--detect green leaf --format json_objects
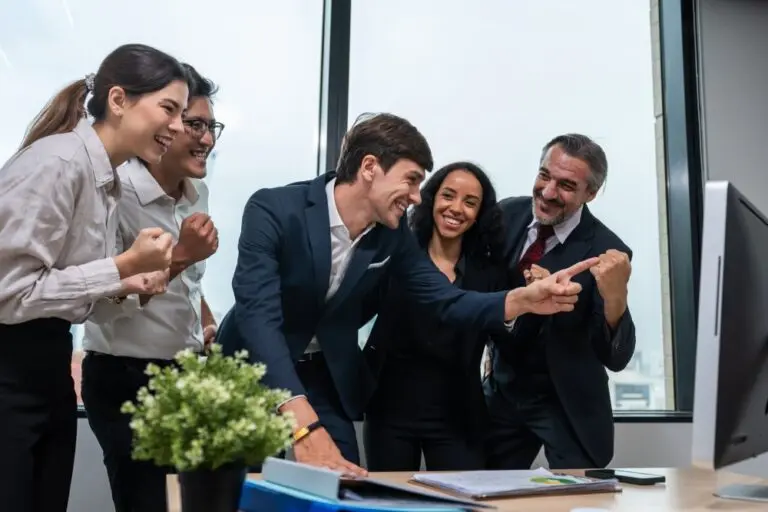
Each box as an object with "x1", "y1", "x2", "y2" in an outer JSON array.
[{"x1": 120, "y1": 344, "x2": 296, "y2": 471}]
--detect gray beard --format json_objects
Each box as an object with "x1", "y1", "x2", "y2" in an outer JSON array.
[{"x1": 531, "y1": 202, "x2": 565, "y2": 226}]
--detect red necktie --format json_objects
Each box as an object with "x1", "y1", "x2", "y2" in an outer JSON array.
[{"x1": 518, "y1": 224, "x2": 555, "y2": 273}]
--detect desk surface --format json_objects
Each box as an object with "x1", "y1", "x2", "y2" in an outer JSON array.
[{"x1": 167, "y1": 467, "x2": 768, "y2": 511}]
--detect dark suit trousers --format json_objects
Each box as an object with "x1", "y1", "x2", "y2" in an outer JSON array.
[
  {"x1": 363, "y1": 416, "x2": 485, "y2": 471},
  {"x1": 296, "y1": 354, "x2": 360, "y2": 465},
  {"x1": 484, "y1": 379, "x2": 595, "y2": 470},
  {"x1": 82, "y1": 353, "x2": 174, "y2": 512},
  {"x1": 0, "y1": 320, "x2": 77, "y2": 512}
]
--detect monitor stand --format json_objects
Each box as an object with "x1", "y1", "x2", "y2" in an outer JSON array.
[{"x1": 716, "y1": 484, "x2": 768, "y2": 502}]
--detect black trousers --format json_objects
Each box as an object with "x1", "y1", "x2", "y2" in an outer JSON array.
[
  {"x1": 483, "y1": 379, "x2": 595, "y2": 470},
  {"x1": 363, "y1": 415, "x2": 485, "y2": 471},
  {"x1": 295, "y1": 354, "x2": 360, "y2": 465},
  {"x1": 0, "y1": 319, "x2": 77, "y2": 512},
  {"x1": 82, "y1": 352, "x2": 175, "y2": 512}
]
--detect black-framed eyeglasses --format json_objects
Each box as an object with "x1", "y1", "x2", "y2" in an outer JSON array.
[{"x1": 183, "y1": 117, "x2": 225, "y2": 140}]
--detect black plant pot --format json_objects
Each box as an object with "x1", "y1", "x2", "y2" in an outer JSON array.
[{"x1": 178, "y1": 463, "x2": 247, "y2": 512}]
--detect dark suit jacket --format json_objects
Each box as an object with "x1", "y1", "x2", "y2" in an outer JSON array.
[
  {"x1": 492, "y1": 196, "x2": 636, "y2": 467},
  {"x1": 364, "y1": 251, "x2": 507, "y2": 437},
  {"x1": 216, "y1": 172, "x2": 508, "y2": 419}
]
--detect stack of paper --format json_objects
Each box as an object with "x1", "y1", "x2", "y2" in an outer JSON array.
[{"x1": 411, "y1": 468, "x2": 621, "y2": 499}]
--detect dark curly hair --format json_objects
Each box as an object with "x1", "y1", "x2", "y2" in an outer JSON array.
[{"x1": 409, "y1": 161, "x2": 506, "y2": 263}]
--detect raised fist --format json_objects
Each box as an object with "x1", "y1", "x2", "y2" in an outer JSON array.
[{"x1": 174, "y1": 213, "x2": 218, "y2": 265}]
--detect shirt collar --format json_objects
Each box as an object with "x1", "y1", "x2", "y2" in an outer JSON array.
[
  {"x1": 326, "y1": 178, "x2": 344, "y2": 228},
  {"x1": 326, "y1": 177, "x2": 377, "y2": 240},
  {"x1": 122, "y1": 159, "x2": 200, "y2": 206},
  {"x1": 180, "y1": 178, "x2": 200, "y2": 204},
  {"x1": 73, "y1": 118, "x2": 116, "y2": 189},
  {"x1": 528, "y1": 205, "x2": 583, "y2": 244}
]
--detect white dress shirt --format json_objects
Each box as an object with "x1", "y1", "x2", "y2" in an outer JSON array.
[
  {"x1": 0, "y1": 119, "x2": 123, "y2": 325},
  {"x1": 304, "y1": 178, "x2": 373, "y2": 353},
  {"x1": 521, "y1": 205, "x2": 583, "y2": 256},
  {"x1": 83, "y1": 159, "x2": 208, "y2": 359}
]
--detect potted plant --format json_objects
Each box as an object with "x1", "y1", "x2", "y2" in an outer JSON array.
[{"x1": 121, "y1": 345, "x2": 295, "y2": 512}]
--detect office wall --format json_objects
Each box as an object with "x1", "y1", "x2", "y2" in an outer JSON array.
[{"x1": 696, "y1": 0, "x2": 768, "y2": 212}]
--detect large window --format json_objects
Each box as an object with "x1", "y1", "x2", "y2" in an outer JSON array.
[
  {"x1": 1, "y1": 1, "x2": 696, "y2": 415},
  {"x1": 1, "y1": 0, "x2": 324, "y2": 403},
  {"x1": 348, "y1": 0, "x2": 670, "y2": 410}
]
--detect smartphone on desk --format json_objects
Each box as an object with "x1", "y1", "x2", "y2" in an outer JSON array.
[{"x1": 585, "y1": 469, "x2": 666, "y2": 485}]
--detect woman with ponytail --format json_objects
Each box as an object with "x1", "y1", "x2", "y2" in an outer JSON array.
[{"x1": 0, "y1": 43, "x2": 193, "y2": 512}]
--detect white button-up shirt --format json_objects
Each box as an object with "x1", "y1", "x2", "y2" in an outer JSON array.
[
  {"x1": 0, "y1": 119, "x2": 123, "y2": 325},
  {"x1": 521, "y1": 205, "x2": 583, "y2": 256},
  {"x1": 304, "y1": 178, "x2": 374, "y2": 353},
  {"x1": 83, "y1": 159, "x2": 208, "y2": 359}
]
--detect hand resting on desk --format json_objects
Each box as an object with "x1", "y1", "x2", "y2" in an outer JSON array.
[{"x1": 281, "y1": 396, "x2": 368, "y2": 477}]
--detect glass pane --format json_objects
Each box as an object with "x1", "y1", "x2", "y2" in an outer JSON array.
[
  {"x1": 1, "y1": 0, "x2": 324, "y2": 405},
  {"x1": 349, "y1": 0, "x2": 669, "y2": 410}
]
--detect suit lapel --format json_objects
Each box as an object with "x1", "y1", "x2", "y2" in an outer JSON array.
[
  {"x1": 305, "y1": 175, "x2": 333, "y2": 309},
  {"x1": 325, "y1": 228, "x2": 381, "y2": 313}
]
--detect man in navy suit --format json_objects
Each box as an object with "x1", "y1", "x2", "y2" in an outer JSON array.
[
  {"x1": 484, "y1": 133, "x2": 636, "y2": 470},
  {"x1": 217, "y1": 114, "x2": 599, "y2": 475}
]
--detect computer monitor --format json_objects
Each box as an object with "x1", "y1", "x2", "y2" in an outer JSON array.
[{"x1": 692, "y1": 180, "x2": 768, "y2": 502}]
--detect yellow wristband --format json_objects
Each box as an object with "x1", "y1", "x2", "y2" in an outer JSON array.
[{"x1": 293, "y1": 421, "x2": 322, "y2": 443}]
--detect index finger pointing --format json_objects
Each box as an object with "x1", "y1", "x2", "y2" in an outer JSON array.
[{"x1": 559, "y1": 257, "x2": 600, "y2": 280}]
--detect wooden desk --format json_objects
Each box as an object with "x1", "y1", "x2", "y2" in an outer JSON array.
[{"x1": 167, "y1": 467, "x2": 768, "y2": 511}]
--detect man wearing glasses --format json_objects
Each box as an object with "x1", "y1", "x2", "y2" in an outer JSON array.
[{"x1": 81, "y1": 63, "x2": 224, "y2": 512}]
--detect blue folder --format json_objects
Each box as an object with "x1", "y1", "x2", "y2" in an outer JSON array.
[{"x1": 237, "y1": 458, "x2": 494, "y2": 512}]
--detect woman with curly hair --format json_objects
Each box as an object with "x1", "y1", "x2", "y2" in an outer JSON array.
[{"x1": 362, "y1": 161, "x2": 507, "y2": 471}]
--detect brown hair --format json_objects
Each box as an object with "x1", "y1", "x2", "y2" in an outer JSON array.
[
  {"x1": 335, "y1": 112, "x2": 434, "y2": 184},
  {"x1": 20, "y1": 43, "x2": 191, "y2": 150},
  {"x1": 20, "y1": 80, "x2": 89, "y2": 149}
]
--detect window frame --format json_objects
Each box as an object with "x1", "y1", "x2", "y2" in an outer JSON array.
[{"x1": 659, "y1": 0, "x2": 703, "y2": 416}]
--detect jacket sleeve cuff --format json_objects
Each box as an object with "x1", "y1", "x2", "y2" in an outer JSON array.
[
  {"x1": 276, "y1": 394, "x2": 306, "y2": 412},
  {"x1": 605, "y1": 309, "x2": 630, "y2": 345}
]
